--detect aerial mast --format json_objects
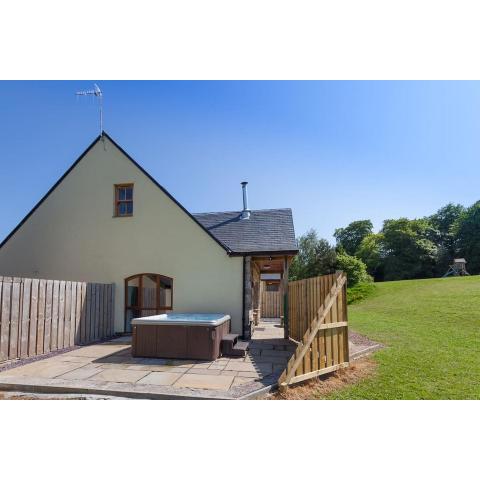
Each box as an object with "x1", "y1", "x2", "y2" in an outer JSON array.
[{"x1": 76, "y1": 83, "x2": 103, "y2": 135}]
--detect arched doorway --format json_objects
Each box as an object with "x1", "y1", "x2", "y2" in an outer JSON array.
[{"x1": 125, "y1": 273, "x2": 173, "y2": 332}]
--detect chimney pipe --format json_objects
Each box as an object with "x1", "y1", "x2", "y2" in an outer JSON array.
[{"x1": 241, "y1": 181, "x2": 251, "y2": 219}]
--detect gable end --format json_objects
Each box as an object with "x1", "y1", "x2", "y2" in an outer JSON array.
[{"x1": 0, "y1": 132, "x2": 231, "y2": 254}]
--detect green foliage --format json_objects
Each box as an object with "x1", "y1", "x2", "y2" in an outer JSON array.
[
  {"x1": 347, "y1": 282, "x2": 376, "y2": 305},
  {"x1": 355, "y1": 233, "x2": 384, "y2": 279},
  {"x1": 381, "y1": 217, "x2": 437, "y2": 281},
  {"x1": 336, "y1": 252, "x2": 371, "y2": 286},
  {"x1": 334, "y1": 220, "x2": 373, "y2": 256},
  {"x1": 454, "y1": 201, "x2": 480, "y2": 274},
  {"x1": 289, "y1": 229, "x2": 336, "y2": 281},
  {"x1": 295, "y1": 200, "x2": 479, "y2": 283},
  {"x1": 429, "y1": 203, "x2": 465, "y2": 275}
]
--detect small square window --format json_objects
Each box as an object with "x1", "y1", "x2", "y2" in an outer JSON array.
[{"x1": 115, "y1": 184, "x2": 133, "y2": 217}]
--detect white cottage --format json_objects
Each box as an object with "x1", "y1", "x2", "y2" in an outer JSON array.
[{"x1": 0, "y1": 133, "x2": 297, "y2": 338}]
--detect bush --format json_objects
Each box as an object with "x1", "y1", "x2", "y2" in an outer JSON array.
[
  {"x1": 347, "y1": 282, "x2": 376, "y2": 305},
  {"x1": 336, "y1": 253, "x2": 372, "y2": 286}
]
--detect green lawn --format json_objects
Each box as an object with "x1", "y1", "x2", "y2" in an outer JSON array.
[{"x1": 327, "y1": 276, "x2": 480, "y2": 399}]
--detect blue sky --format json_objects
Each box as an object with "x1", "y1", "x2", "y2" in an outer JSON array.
[{"x1": 1, "y1": 81, "x2": 480, "y2": 243}]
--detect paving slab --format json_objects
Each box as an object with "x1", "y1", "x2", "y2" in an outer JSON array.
[
  {"x1": 236, "y1": 371, "x2": 263, "y2": 378},
  {"x1": 0, "y1": 360, "x2": 84, "y2": 379},
  {"x1": 56, "y1": 355, "x2": 98, "y2": 363},
  {"x1": 232, "y1": 377, "x2": 254, "y2": 387},
  {"x1": 208, "y1": 363, "x2": 226, "y2": 370},
  {"x1": 225, "y1": 361, "x2": 273, "y2": 374},
  {"x1": 57, "y1": 365, "x2": 102, "y2": 380},
  {"x1": 174, "y1": 373, "x2": 235, "y2": 391},
  {"x1": 187, "y1": 368, "x2": 221, "y2": 375},
  {"x1": 190, "y1": 362, "x2": 213, "y2": 369},
  {"x1": 72, "y1": 346, "x2": 129, "y2": 358},
  {"x1": 126, "y1": 365, "x2": 189, "y2": 373},
  {"x1": 137, "y1": 372, "x2": 183, "y2": 386},
  {"x1": 257, "y1": 349, "x2": 292, "y2": 358},
  {"x1": 89, "y1": 368, "x2": 148, "y2": 383}
]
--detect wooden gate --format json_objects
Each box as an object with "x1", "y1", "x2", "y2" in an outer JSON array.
[
  {"x1": 0, "y1": 276, "x2": 115, "y2": 362},
  {"x1": 261, "y1": 289, "x2": 283, "y2": 318},
  {"x1": 279, "y1": 272, "x2": 349, "y2": 390}
]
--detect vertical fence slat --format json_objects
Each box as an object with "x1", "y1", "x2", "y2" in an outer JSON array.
[
  {"x1": 27, "y1": 279, "x2": 38, "y2": 357},
  {"x1": 80, "y1": 283, "x2": 87, "y2": 344},
  {"x1": 74, "y1": 282, "x2": 82, "y2": 344},
  {"x1": 51, "y1": 280, "x2": 60, "y2": 351},
  {"x1": 95, "y1": 284, "x2": 101, "y2": 340},
  {"x1": 43, "y1": 280, "x2": 53, "y2": 353},
  {"x1": 57, "y1": 280, "x2": 66, "y2": 349},
  {"x1": 69, "y1": 281, "x2": 76, "y2": 347},
  {"x1": 0, "y1": 282, "x2": 11, "y2": 361},
  {"x1": 20, "y1": 278, "x2": 32, "y2": 358},
  {"x1": 86, "y1": 283, "x2": 93, "y2": 343},
  {"x1": 35, "y1": 279, "x2": 46, "y2": 355},
  {"x1": 64, "y1": 281, "x2": 72, "y2": 348},
  {"x1": 9, "y1": 281, "x2": 21, "y2": 359},
  {"x1": 108, "y1": 284, "x2": 114, "y2": 336}
]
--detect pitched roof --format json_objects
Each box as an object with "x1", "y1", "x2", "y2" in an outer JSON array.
[
  {"x1": 0, "y1": 132, "x2": 298, "y2": 257},
  {"x1": 0, "y1": 132, "x2": 230, "y2": 253},
  {"x1": 193, "y1": 209, "x2": 298, "y2": 255}
]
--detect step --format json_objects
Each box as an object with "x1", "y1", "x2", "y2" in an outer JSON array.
[
  {"x1": 228, "y1": 340, "x2": 249, "y2": 357},
  {"x1": 222, "y1": 333, "x2": 240, "y2": 345},
  {"x1": 221, "y1": 333, "x2": 240, "y2": 350}
]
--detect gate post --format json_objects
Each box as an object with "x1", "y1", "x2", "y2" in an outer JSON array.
[{"x1": 283, "y1": 255, "x2": 289, "y2": 339}]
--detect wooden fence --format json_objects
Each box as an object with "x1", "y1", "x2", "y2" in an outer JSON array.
[
  {"x1": 261, "y1": 288, "x2": 283, "y2": 318},
  {"x1": 287, "y1": 273, "x2": 337, "y2": 342},
  {"x1": 0, "y1": 276, "x2": 115, "y2": 362},
  {"x1": 279, "y1": 272, "x2": 349, "y2": 389}
]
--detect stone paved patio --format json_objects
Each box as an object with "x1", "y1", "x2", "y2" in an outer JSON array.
[{"x1": 0, "y1": 319, "x2": 295, "y2": 399}]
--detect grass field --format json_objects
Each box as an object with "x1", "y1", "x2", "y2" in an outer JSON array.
[{"x1": 326, "y1": 275, "x2": 480, "y2": 399}]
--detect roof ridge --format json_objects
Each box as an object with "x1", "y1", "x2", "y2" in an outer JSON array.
[{"x1": 193, "y1": 208, "x2": 292, "y2": 216}]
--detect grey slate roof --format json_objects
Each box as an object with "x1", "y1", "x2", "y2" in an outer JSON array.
[{"x1": 193, "y1": 208, "x2": 298, "y2": 255}]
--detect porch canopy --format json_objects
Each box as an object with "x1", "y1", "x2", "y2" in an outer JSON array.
[{"x1": 193, "y1": 208, "x2": 298, "y2": 338}]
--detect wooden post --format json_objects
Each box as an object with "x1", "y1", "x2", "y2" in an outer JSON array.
[{"x1": 283, "y1": 255, "x2": 289, "y2": 339}]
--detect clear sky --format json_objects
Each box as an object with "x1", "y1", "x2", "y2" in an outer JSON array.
[{"x1": 1, "y1": 81, "x2": 480, "y2": 243}]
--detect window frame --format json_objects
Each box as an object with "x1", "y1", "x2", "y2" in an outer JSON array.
[
  {"x1": 124, "y1": 273, "x2": 174, "y2": 332},
  {"x1": 114, "y1": 183, "x2": 134, "y2": 217}
]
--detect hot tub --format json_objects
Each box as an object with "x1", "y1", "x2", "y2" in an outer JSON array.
[{"x1": 131, "y1": 313, "x2": 231, "y2": 360}]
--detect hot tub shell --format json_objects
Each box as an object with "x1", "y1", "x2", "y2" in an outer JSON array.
[{"x1": 131, "y1": 314, "x2": 231, "y2": 361}]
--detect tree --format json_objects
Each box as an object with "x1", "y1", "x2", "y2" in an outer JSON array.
[
  {"x1": 429, "y1": 203, "x2": 465, "y2": 274},
  {"x1": 334, "y1": 220, "x2": 373, "y2": 256},
  {"x1": 335, "y1": 253, "x2": 371, "y2": 286},
  {"x1": 454, "y1": 201, "x2": 480, "y2": 274},
  {"x1": 381, "y1": 218, "x2": 437, "y2": 280},
  {"x1": 355, "y1": 233, "x2": 384, "y2": 280},
  {"x1": 289, "y1": 229, "x2": 336, "y2": 281}
]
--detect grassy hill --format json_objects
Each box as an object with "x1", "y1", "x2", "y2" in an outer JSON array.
[{"x1": 328, "y1": 276, "x2": 480, "y2": 399}]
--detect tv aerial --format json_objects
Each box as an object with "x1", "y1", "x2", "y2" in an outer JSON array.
[{"x1": 76, "y1": 83, "x2": 104, "y2": 135}]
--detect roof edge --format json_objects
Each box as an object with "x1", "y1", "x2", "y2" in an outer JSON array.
[
  {"x1": 102, "y1": 132, "x2": 231, "y2": 254},
  {"x1": 228, "y1": 249, "x2": 299, "y2": 257},
  {"x1": 193, "y1": 208, "x2": 293, "y2": 216},
  {"x1": 0, "y1": 131, "x2": 232, "y2": 254}
]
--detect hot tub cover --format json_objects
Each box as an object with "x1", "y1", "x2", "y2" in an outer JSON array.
[{"x1": 131, "y1": 313, "x2": 231, "y2": 327}]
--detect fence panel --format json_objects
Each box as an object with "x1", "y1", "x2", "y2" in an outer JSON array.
[
  {"x1": 279, "y1": 272, "x2": 349, "y2": 389},
  {"x1": 0, "y1": 276, "x2": 115, "y2": 362},
  {"x1": 261, "y1": 289, "x2": 283, "y2": 318}
]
